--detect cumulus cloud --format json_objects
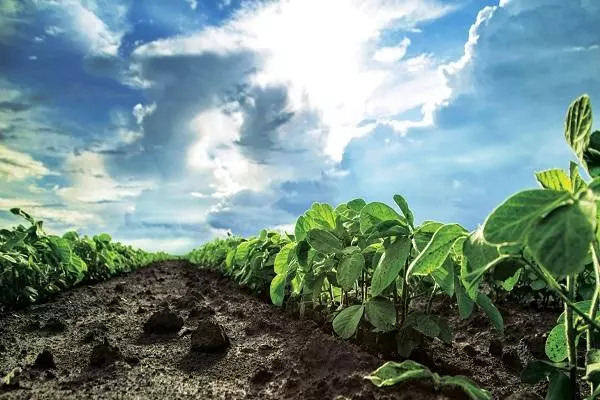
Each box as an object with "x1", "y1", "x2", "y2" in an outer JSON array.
[{"x1": 339, "y1": 0, "x2": 600, "y2": 229}]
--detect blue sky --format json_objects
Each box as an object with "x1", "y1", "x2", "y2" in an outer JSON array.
[{"x1": 1, "y1": 0, "x2": 599, "y2": 254}]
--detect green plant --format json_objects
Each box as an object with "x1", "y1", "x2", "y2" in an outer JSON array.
[
  {"x1": 462, "y1": 94, "x2": 600, "y2": 399},
  {"x1": 365, "y1": 360, "x2": 491, "y2": 400},
  {"x1": 0, "y1": 208, "x2": 174, "y2": 308}
]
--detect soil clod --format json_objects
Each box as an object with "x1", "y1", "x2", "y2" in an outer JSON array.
[
  {"x1": 90, "y1": 340, "x2": 122, "y2": 368},
  {"x1": 143, "y1": 308, "x2": 184, "y2": 335},
  {"x1": 190, "y1": 318, "x2": 230, "y2": 353},
  {"x1": 43, "y1": 317, "x2": 66, "y2": 333},
  {"x1": 34, "y1": 349, "x2": 56, "y2": 369}
]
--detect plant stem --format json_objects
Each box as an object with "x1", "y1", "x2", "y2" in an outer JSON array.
[
  {"x1": 588, "y1": 241, "x2": 600, "y2": 394},
  {"x1": 362, "y1": 271, "x2": 367, "y2": 303},
  {"x1": 526, "y1": 258, "x2": 600, "y2": 332},
  {"x1": 426, "y1": 284, "x2": 438, "y2": 314},
  {"x1": 328, "y1": 281, "x2": 335, "y2": 305},
  {"x1": 565, "y1": 275, "x2": 578, "y2": 400},
  {"x1": 400, "y1": 260, "x2": 409, "y2": 326}
]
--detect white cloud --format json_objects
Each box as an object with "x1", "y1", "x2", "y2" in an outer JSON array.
[
  {"x1": 0, "y1": 144, "x2": 53, "y2": 181},
  {"x1": 57, "y1": 151, "x2": 154, "y2": 204},
  {"x1": 373, "y1": 37, "x2": 411, "y2": 63},
  {"x1": 37, "y1": 0, "x2": 129, "y2": 57},
  {"x1": 185, "y1": 0, "x2": 198, "y2": 10},
  {"x1": 132, "y1": 103, "x2": 157, "y2": 125}
]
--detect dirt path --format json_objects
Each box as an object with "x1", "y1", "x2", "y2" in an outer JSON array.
[{"x1": 0, "y1": 261, "x2": 463, "y2": 400}]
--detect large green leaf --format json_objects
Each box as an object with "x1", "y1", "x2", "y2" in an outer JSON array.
[
  {"x1": 365, "y1": 298, "x2": 396, "y2": 331},
  {"x1": 565, "y1": 94, "x2": 592, "y2": 163},
  {"x1": 359, "y1": 202, "x2": 405, "y2": 234},
  {"x1": 527, "y1": 202, "x2": 595, "y2": 277},
  {"x1": 295, "y1": 215, "x2": 311, "y2": 242},
  {"x1": 306, "y1": 229, "x2": 344, "y2": 254},
  {"x1": 274, "y1": 242, "x2": 296, "y2": 275},
  {"x1": 407, "y1": 224, "x2": 466, "y2": 278},
  {"x1": 403, "y1": 312, "x2": 452, "y2": 343},
  {"x1": 483, "y1": 189, "x2": 571, "y2": 245},
  {"x1": 308, "y1": 203, "x2": 337, "y2": 231},
  {"x1": 371, "y1": 237, "x2": 411, "y2": 297},
  {"x1": 535, "y1": 169, "x2": 571, "y2": 191},
  {"x1": 364, "y1": 360, "x2": 433, "y2": 387},
  {"x1": 393, "y1": 194, "x2": 414, "y2": 227},
  {"x1": 333, "y1": 305, "x2": 364, "y2": 339},
  {"x1": 270, "y1": 274, "x2": 287, "y2": 307},
  {"x1": 337, "y1": 251, "x2": 365, "y2": 290},
  {"x1": 347, "y1": 198, "x2": 367, "y2": 212},
  {"x1": 49, "y1": 237, "x2": 72, "y2": 263}
]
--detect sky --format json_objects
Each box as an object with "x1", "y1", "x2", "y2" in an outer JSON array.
[{"x1": 0, "y1": 0, "x2": 599, "y2": 254}]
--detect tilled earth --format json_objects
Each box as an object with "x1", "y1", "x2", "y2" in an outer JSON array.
[{"x1": 0, "y1": 261, "x2": 557, "y2": 399}]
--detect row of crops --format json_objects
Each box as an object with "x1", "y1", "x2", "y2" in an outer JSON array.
[
  {"x1": 0, "y1": 208, "x2": 174, "y2": 308},
  {"x1": 187, "y1": 95, "x2": 600, "y2": 400}
]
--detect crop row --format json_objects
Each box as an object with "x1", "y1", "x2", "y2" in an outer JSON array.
[
  {"x1": 0, "y1": 208, "x2": 175, "y2": 308},
  {"x1": 187, "y1": 95, "x2": 600, "y2": 400}
]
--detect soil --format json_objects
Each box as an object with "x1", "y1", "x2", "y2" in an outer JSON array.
[{"x1": 0, "y1": 261, "x2": 558, "y2": 399}]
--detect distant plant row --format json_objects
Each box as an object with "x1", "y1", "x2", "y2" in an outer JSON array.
[
  {"x1": 187, "y1": 95, "x2": 600, "y2": 399},
  {"x1": 0, "y1": 208, "x2": 175, "y2": 308}
]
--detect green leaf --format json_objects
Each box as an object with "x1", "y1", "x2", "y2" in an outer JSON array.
[
  {"x1": 274, "y1": 242, "x2": 296, "y2": 275},
  {"x1": 359, "y1": 202, "x2": 405, "y2": 234},
  {"x1": 371, "y1": 237, "x2": 411, "y2": 297},
  {"x1": 393, "y1": 194, "x2": 414, "y2": 226},
  {"x1": 337, "y1": 251, "x2": 365, "y2": 291},
  {"x1": 546, "y1": 372, "x2": 573, "y2": 400},
  {"x1": 438, "y1": 376, "x2": 492, "y2": 400},
  {"x1": 527, "y1": 202, "x2": 595, "y2": 277},
  {"x1": 454, "y1": 272, "x2": 474, "y2": 319},
  {"x1": 521, "y1": 360, "x2": 567, "y2": 384},
  {"x1": 413, "y1": 221, "x2": 444, "y2": 251},
  {"x1": 565, "y1": 94, "x2": 593, "y2": 163},
  {"x1": 535, "y1": 169, "x2": 572, "y2": 191},
  {"x1": 270, "y1": 274, "x2": 287, "y2": 307},
  {"x1": 364, "y1": 360, "x2": 433, "y2": 387},
  {"x1": 365, "y1": 298, "x2": 396, "y2": 331},
  {"x1": 295, "y1": 215, "x2": 311, "y2": 242},
  {"x1": 306, "y1": 229, "x2": 344, "y2": 254},
  {"x1": 407, "y1": 224, "x2": 466, "y2": 277},
  {"x1": 396, "y1": 327, "x2": 422, "y2": 358},
  {"x1": 309, "y1": 203, "x2": 338, "y2": 231},
  {"x1": 49, "y1": 236, "x2": 72, "y2": 263},
  {"x1": 483, "y1": 189, "x2": 572, "y2": 245},
  {"x1": 557, "y1": 300, "x2": 592, "y2": 324},
  {"x1": 476, "y1": 293, "x2": 504, "y2": 335},
  {"x1": 333, "y1": 305, "x2": 364, "y2": 339},
  {"x1": 584, "y1": 130, "x2": 600, "y2": 178},
  {"x1": 461, "y1": 229, "x2": 508, "y2": 298},
  {"x1": 347, "y1": 198, "x2": 367, "y2": 212},
  {"x1": 545, "y1": 324, "x2": 582, "y2": 363},
  {"x1": 97, "y1": 233, "x2": 112, "y2": 243},
  {"x1": 585, "y1": 349, "x2": 600, "y2": 387},
  {"x1": 403, "y1": 312, "x2": 452, "y2": 343},
  {"x1": 431, "y1": 257, "x2": 455, "y2": 296}
]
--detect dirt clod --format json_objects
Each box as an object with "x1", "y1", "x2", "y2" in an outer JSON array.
[
  {"x1": 501, "y1": 348, "x2": 523, "y2": 372},
  {"x1": 143, "y1": 308, "x2": 184, "y2": 335},
  {"x1": 190, "y1": 318, "x2": 230, "y2": 353},
  {"x1": 90, "y1": 340, "x2": 122, "y2": 368},
  {"x1": 34, "y1": 349, "x2": 56, "y2": 369},
  {"x1": 250, "y1": 366, "x2": 273, "y2": 384}
]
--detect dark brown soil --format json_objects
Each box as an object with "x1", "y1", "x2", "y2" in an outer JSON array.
[{"x1": 0, "y1": 261, "x2": 556, "y2": 399}]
